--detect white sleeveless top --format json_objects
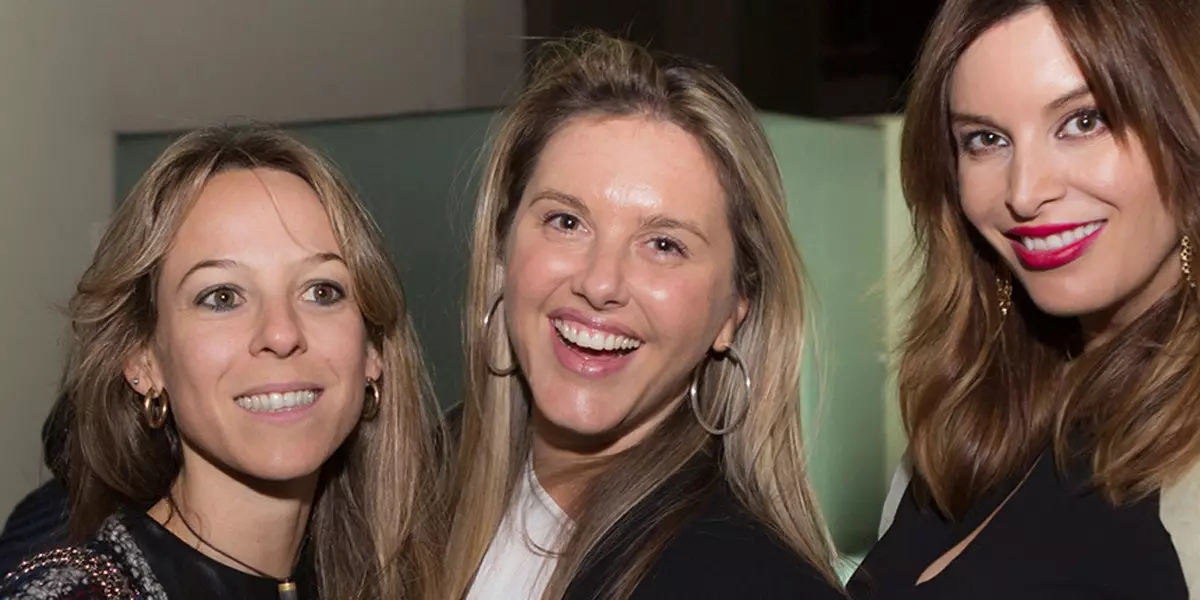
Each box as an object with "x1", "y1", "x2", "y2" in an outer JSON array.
[{"x1": 467, "y1": 460, "x2": 571, "y2": 600}]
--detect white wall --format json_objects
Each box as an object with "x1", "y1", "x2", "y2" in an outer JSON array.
[{"x1": 0, "y1": 0, "x2": 523, "y2": 517}]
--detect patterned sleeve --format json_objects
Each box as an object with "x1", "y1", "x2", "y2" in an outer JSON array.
[{"x1": 0, "y1": 547, "x2": 134, "y2": 600}]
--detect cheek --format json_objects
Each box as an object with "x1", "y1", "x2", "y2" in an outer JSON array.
[
  {"x1": 958, "y1": 163, "x2": 1006, "y2": 228},
  {"x1": 155, "y1": 323, "x2": 242, "y2": 397},
  {"x1": 633, "y1": 270, "x2": 731, "y2": 339},
  {"x1": 505, "y1": 233, "x2": 577, "y2": 307}
]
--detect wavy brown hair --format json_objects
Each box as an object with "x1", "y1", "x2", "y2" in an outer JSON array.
[
  {"x1": 63, "y1": 125, "x2": 444, "y2": 599},
  {"x1": 443, "y1": 32, "x2": 839, "y2": 599},
  {"x1": 900, "y1": 0, "x2": 1200, "y2": 519}
]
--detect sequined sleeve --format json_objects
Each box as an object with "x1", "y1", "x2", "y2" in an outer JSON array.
[{"x1": 0, "y1": 546, "x2": 136, "y2": 599}]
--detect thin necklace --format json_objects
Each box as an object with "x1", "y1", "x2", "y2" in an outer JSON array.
[{"x1": 167, "y1": 496, "x2": 302, "y2": 600}]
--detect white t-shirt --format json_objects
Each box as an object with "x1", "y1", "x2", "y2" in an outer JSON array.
[{"x1": 467, "y1": 460, "x2": 571, "y2": 600}]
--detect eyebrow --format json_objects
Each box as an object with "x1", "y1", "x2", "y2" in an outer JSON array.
[
  {"x1": 529, "y1": 188, "x2": 588, "y2": 214},
  {"x1": 642, "y1": 214, "x2": 710, "y2": 244},
  {"x1": 951, "y1": 85, "x2": 1094, "y2": 130},
  {"x1": 1046, "y1": 84, "x2": 1092, "y2": 112},
  {"x1": 176, "y1": 252, "x2": 346, "y2": 292}
]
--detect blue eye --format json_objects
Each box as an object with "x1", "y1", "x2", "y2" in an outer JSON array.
[
  {"x1": 301, "y1": 282, "x2": 345, "y2": 306},
  {"x1": 1059, "y1": 109, "x2": 1107, "y2": 138},
  {"x1": 197, "y1": 287, "x2": 243, "y2": 312}
]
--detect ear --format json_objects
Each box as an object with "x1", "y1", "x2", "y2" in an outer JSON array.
[
  {"x1": 712, "y1": 295, "x2": 750, "y2": 353},
  {"x1": 365, "y1": 343, "x2": 383, "y2": 383},
  {"x1": 123, "y1": 343, "x2": 164, "y2": 396}
]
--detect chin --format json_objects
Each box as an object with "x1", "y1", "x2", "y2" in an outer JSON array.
[
  {"x1": 534, "y1": 396, "x2": 629, "y2": 443},
  {"x1": 1022, "y1": 283, "x2": 1113, "y2": 318},
  {"x1": 237, "y1": 448, "x2": 332, "y2": 483}
]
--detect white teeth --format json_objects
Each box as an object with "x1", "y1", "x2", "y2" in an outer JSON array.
[
  {"x1": 234, "y1": 390, "x2": 318, "y2": 413},
  {"x1": 552, "y1": 319, "x2": 643, "y2": 352},
  {"x1": 1020, "y1": 222, "x2": 1101, "y2": 252}
]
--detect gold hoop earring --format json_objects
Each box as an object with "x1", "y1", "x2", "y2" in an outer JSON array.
[
  {"x1": 362, "y1": 378, "x2": 381, "y2": 421},
  {"x1": 483, "y1": 293, "x2": 518, "y2": 376},
  {"x1": 997, "y1": 272, "x2": 1013, "y2": 318},
  {"x1": 143, "y1": 389, "x2": 169, "y2": 429},
  {"x1": 1181, "y1": 235, "x2": 1195, "y2": 289},
  {"x1": 688, "y1": 345, "x2": 752, "y2": 436}
]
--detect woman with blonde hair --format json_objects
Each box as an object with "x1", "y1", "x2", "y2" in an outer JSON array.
[
  {"x1": 849, "y1": 0, "x2": 1200, "y2": 597},
  {"x1": 444, "y1": 32, "x2": 843, "y2": 599},
  {"x1": 1, "y1": 125, "x2": 443, "y2": 599}
]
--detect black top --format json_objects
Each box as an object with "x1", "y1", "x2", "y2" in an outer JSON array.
[
  {"x1": 1, "y1": 510, "x2": 315, "y2": 599},
  {"x1": 568, "y1": 475, "x2": 843, "y2": 599},
  {"x1": 847, "y1": 447, "x2": 1186, "y2": 599},
  {"x1": 123, "y1": 511, "x2": 316, "y2": 600}
]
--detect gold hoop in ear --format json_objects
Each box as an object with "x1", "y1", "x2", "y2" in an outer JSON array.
[
  {"x1": 143, "y1": 389, "x2": 169, "y2": 429},
  {"x1": 688, "y1": 345, "x2": 752, "y2": 436},
  {"x1": 483, "y1": 292, "x2": 518, "y2": 376},
  {"x1": 1181, "y1": 235, "x2": 1194, "y2": 289},
  {"x1": 362, "y1": 378, "x2": 381, "y2": 421}
]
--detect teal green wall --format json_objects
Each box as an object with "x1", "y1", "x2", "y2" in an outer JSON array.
[
  {"x1": 115, "y1": 110, "x2": 903, "y2": 557},
  {"x1": 762, "y1": 114, "x2": 889, "y2": 554}
]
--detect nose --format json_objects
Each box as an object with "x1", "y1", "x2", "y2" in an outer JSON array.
[
  {"x1": 1007, "y1": 142, "x2": 1067, "y2": 218},
  {"x1": 251, "y1": 295, "x2": 306, "y2": 358},
  {"x1": 571, "y1": 241, "x2": 630, "y2": 310}
]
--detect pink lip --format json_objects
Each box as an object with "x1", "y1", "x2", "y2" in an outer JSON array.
[
  {"x1": 547, "y1": 308, "x2": 642, "y2": 340},
  {"x1": 1008, "y1": 221, "x2": 1105, "y2": 271},
  {"x1": 549, "y1": 320, "x2": 638, "y2": 378}
]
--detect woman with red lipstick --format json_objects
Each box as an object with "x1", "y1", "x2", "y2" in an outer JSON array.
[
  {"x1": 0, "y1": 126, "x2": 443, "y2": 599},
  {"x1": 848, "y1": 1, "x2": 1200, "y2": 598},
  {"x1": 442, "y1": 32, "x2": 844, "y2": 600}
]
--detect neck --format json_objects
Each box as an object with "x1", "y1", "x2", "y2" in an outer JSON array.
[{"x1": 150, "y1": 457, "x2": 318, "y2": 580}]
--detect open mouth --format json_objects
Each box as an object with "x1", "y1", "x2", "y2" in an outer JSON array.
[
  {"x1": 552, "y1": 319, "x2": 642, "y2": 357},
  {"x1": 1006, "y1": 221, "x2": 1104, "y2": 252}
]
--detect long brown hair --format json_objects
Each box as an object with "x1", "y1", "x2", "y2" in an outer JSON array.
[
  {"x1": 900, "y1": 0, "x2": 1200, "y2": 519},
  {"x1": 443, "y1": 32, "x2": 838, "y2": 599},
  {"x1": 64, "y1": 125, "x2": 444, "y2": 599}
]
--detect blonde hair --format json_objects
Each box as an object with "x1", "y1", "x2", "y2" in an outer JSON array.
[
  {"x1": 900, "y1": 0, "x2": 1200, "y2": 518},
  {"x1": 64, "y1": 125, "x2": 444, "y2": 599},
  {"x1": 443, "y1": 32, "x2": 838, "y2": 599}
]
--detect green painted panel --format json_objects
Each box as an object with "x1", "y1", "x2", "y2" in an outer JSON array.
[{"x1": 762, "y1": 113, "x2": 888, "y2": 554}]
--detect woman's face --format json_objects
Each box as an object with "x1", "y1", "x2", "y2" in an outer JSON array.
[
  {"x1": 128, "y1": 168, "x2": 381, "y2": 483},
  {"x1": 503, "y1": 115, "x2": 746, "y2": 454},
  {"x1": 951, "y1": 6, "x2": 1179, "y2": 331}
]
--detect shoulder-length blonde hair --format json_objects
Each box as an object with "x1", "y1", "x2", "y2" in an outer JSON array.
[
  {"x1": 443, "y1": 32, "x2": 838, "y2": 599},
  {"x1": 900, "y1": 0, "x2": 1200, "y2": 519},
  {"x1": 64, "y1": 125, "x2": 444, "y2": 600}
]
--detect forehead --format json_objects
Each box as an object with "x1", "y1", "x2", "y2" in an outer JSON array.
[
  {"x1": 529, "y1": 115, "x2": 725, "y2": 214},
  {"x1": 951, "y1": 7, "x2": 1086, "y2": 114},
  {"x1": 165, "y1": 168, "x2": 340, "y2": 267}
]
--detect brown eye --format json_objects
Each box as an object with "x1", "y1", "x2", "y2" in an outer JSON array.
[
  {"x1": 1060, "y1": 109, "x2": 1108, "y2": 138},
  {"x1": 302, "y1": 282, "x2": 345, "y2": 306}
]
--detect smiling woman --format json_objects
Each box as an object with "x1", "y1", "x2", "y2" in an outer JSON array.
[
  {"x1": 0, "y1": 127, "x2": 443, "y2": 599},
  {"x1": 443, "y1": 31, "x2": 843, "y2": 600},
  {"x1": 848, "y1": 0, "x2": 1200, "y2": 598}
]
